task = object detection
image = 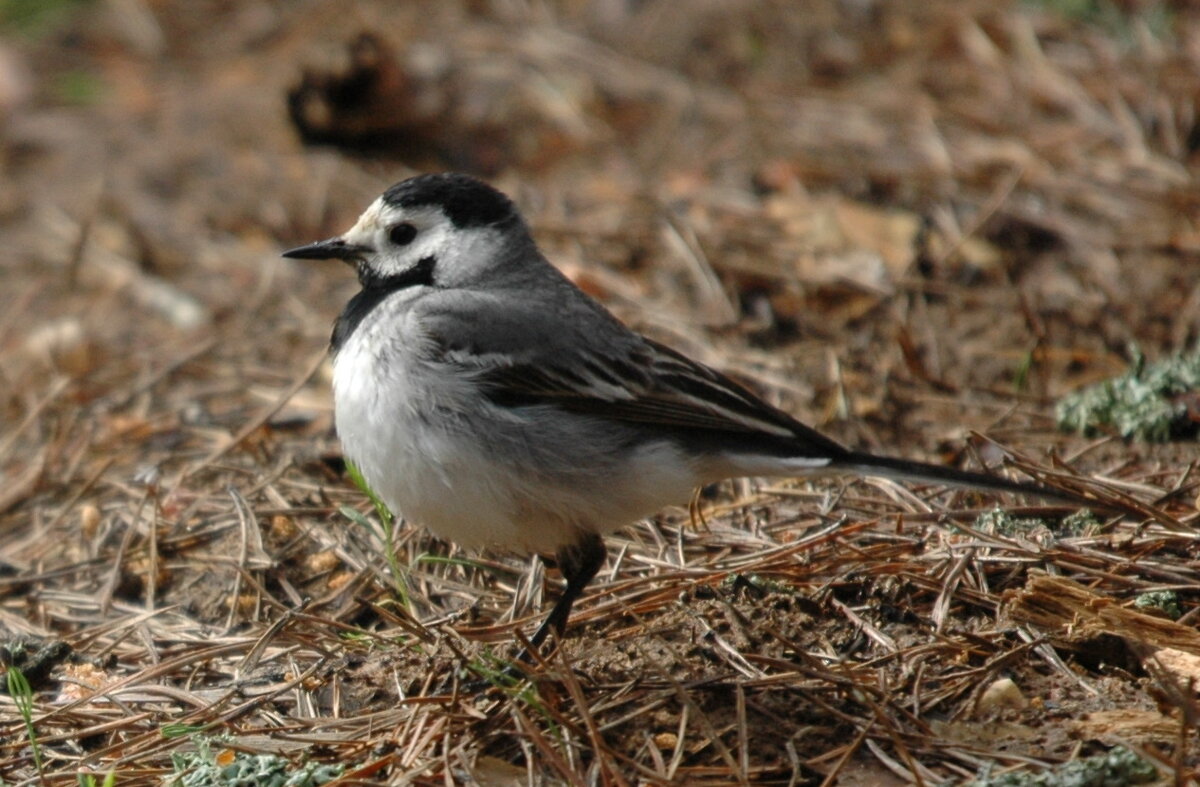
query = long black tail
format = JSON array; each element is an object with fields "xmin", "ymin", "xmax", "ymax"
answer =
[{"xmin": 834, "ymin": 450, "xmax": 1092, "ymax": 508}]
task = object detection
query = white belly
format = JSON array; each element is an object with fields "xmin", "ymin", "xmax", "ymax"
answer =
[{"xmin": 332, "ymin": 309, "xmax": 699, "ymax": 554}]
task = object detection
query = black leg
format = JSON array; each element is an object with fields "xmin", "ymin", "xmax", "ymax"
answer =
[
  {"xmin": 527, "ymin": 532, "xmax": 607, "ymax": 652},
  {"xmin": 458, "ymin": 534, "xmax": 606, "ymax": 691}
]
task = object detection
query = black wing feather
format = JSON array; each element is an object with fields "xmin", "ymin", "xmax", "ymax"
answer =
[{"xmin": 469, "ymin": 337, "xmax": 849, "ymax": 456}]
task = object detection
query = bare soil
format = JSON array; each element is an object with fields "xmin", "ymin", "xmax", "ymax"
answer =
[{"xmin": 1, "ymin": 1, "xmax": 1198, "ymax": 784}]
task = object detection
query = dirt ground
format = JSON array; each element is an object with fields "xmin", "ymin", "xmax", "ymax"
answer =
[{"xmin": 2, "ymin": 1, "xmax": 1199, "ymax": 784}]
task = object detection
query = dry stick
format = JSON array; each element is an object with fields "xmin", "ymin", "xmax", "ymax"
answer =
[
  {"xmin": 68, "ymin": 605, "xmax": 173, "ymax": 659},
  {"xmin": 1000, "ymin": 449, "xmax": 1190, "ymax": 532},
  {"xmin": 1044, "ymin": 545, "xmax": 1199, "ymax": 589},
  {"xmin": 146, "ymin": 483, "xmax": 159, "ymax": 613},
  {"xmin": 226, "ymin": 488, "xmax": 254, "ymax": 633},
  {"xmin": 90, "ymin": 683, "xmax": 214, "ymax": 711},
  {"xmin": 665, "ymin": 703, "xmax": 690, "ymax": 783},
  {"xmin": 769, "ymin": 640, "xmax": 940, "ymax": 749},
  {"xmin": 0, "ymin": 280, "xmax": 43, "ymax": 350},
  {"xmin": 393, "ymin": 675, "xmax": 438, "ymax": 766},
  {"xmin": 785, "ymin": 735, "xmax": 807, "ymax": 787},
  {"xmin": 509, "ymin": 703, "xmax": 585, "ymax": 787},
  {"xmin": 441, "ymin": 727, "xmax": 456, "ymax": 787},
  {"xmin": 0, "ymin": 448, "xmax": 46, "ymax": 517},
  {"xmin": 287, "ymin": 610, "xmax": 412, "ymax": 653},
  {"xmin": 4, "ymin": 712, "xmax": 154, "ymax": 751},
  {"xmin": 752, "ymin": 629, "xmax": 894, "ymax": 718},
  {"xmin": 935, "ymin": 166, "xmax": 1024, "ymax": 270},
  {"xmin": 688, "ymin": 612, "xmax": 762, "ymax": 679},
  {"xmin": 392, "ymin": 715, "xmax": 451, "ymax": 782},
  {"xmin": 554, "ymin": 647, "xmax": 633, "ymax": 787},
  {"xmin": 641, "ymin": 729, "xmax": 667, "ymax": 776},
  {"xmin": 358, "ymin": 596, "xmax": 437, "ymax": 644},
  {"xmin": 862, "ymin": 696, "xmax": 926, "ymax": 787},
  {"xmin": 1013, "ymin": 626, "xmax": 1099, "ymax": 698},
  {"xmin": 110, "ymin": 337, "xmax": 219, "ymax": 409},
  {"xmin": 202, "ymin": 656, "xmax": 337, "ymax": 725},
  {"xmin": 932, "ymin": 547, "xmax": 975, "ymax": 634},
  {"xmin": 910, "ymin": 660, "xmax": 925, "ymax": 720},
  {"xmin": 498, "ymin": 637, "xmax": 648, "ymax": 776},
  {"xmin": 98, "ymin": 655, "xmax": 332, "ymax": 770},
  {"xmin": 180, "ymin": 347, "xmax": 327, "ymax": 481},
  {"xmin": 43, "ymin": 639, "xmax": 253, "ymax": 728},
  {"xmin": 939, "ymin": 638, "xmax": 1047, "ymax": 721},
  {"xmin": 819, "ymin": 723, "xmax": 870, "ymax": 787},
  {"xmin": 236, "ymin": 603, "xmax": 308, "ymax": 679},
  {"xmin": 865, "ymin": 737, "xmax": 930, "ymax": 786},
  {"xmin": 828, "ymin": 598, "xmax": 897, "ymax": 652},
  {"xmin": 333, "ymin": 755, "xmax": 402, "ymax": 784},
  {"xmin": 0, "ymin": 376, "xmax": 69, "ymax": 461},
  {"xmin": 552, "ymin": 521, "xmax": 855, "ymax": 636},
  {"xmin": 735, "ymin": 683, "xmax": 749, "ymax": 782},
  {"xmin": 594, "ymin": 690, "xmax": 671, "ymax": 736},
  {"xmin": 630, "ymin": 635, "xmax": 747, "ymax": 785},
  {"xmin": 1162, "ymin": 461, "xmax": 1200, "ymax": 505},
  {"xmin": 659, "ymin": 207, "xmax": 738, "ymax": 326},
  {"xmin": 187, "ymin": 562, "xmax": 301, "ymax": 622},
  {"xmin": 64, "ymin": 176, "xmax": 105, "ymax": 289},
  {"xmin": 99, "ymin": 486, "xmax": 151, "ymax": 616}
]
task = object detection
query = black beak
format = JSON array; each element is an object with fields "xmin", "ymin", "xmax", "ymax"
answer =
[{"xmin": 281, "ymin": 237, "xmax": 371, "ymax": 262}]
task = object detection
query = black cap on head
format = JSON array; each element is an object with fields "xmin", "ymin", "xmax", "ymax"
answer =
[{"xmin": 382, "ymin": 173, "xmax": 517, "ymax": 229}]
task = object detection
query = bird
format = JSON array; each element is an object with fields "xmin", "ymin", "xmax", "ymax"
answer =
[{"xmin": 283, "ymin": 172, "xmax": 1087, "ymax": 654}]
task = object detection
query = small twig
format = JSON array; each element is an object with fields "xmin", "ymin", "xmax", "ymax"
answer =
[
  {"xmin": 181, "ymin": 347, "xmax": 327, "ymax": 480},
  {"xmin": 0, "ymin": 377, "xmax": 69, "ymax": 462},
  {"xmin": 819, "ymin": 724, "xmax": 869, "ymax": 787},
  {"xmin": 65, "ymin": 178, "xmax": 105, "ymax": 290},
  {"xmin": 555, "ymin": 646, "xmax": 632, "ymax": 787},
  {"xmin": 99, "ymin": 486, "xmax": 151, "ymax": 615},
  {"xmin": 932, "ymin": 547, "xmax": 975, "ymax": 634}
]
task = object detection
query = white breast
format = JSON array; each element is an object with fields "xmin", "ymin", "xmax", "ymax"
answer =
[
  {"xmin": 331, "ymin": 295, "xmax": 702, "ymax": 554},
  {"xmin": 333, "ymin": 300, "xmax": 511, "ymax": 548}
]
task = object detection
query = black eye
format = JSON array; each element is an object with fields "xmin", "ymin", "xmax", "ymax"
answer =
[{"xmin": 388, "ymin": 223, "xmax": 417, "ymax": 246}]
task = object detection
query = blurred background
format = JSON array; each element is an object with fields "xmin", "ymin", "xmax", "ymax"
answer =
[
  {"xmin": 2, "ymin": 1, "xmax": 1199, "ymax": 783},
  {"xmin": 2, "ymin": 0, "xmax": 1197, "ymax": 434},
  {"xmin": 4, "ymin": 0, "xmax": 1199, "ymax": 525}
]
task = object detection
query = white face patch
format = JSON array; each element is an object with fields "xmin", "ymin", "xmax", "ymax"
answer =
[
  {"xmin": 339, "ymin": 201, "xmax": 458, "ymax": 281},
  {"xmin": 338, "ymin": 198, "xmax": 510, "ymax": 288}
]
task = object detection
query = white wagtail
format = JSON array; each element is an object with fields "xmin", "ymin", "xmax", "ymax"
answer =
[{"xmin": 284, "ymin": 173, "xmax": 1087, "ymax": 651}]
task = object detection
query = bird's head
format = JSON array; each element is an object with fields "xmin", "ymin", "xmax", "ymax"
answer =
[{"xmin": 282, "ymin": 173, "xmax": 526, "ymax": 290}]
